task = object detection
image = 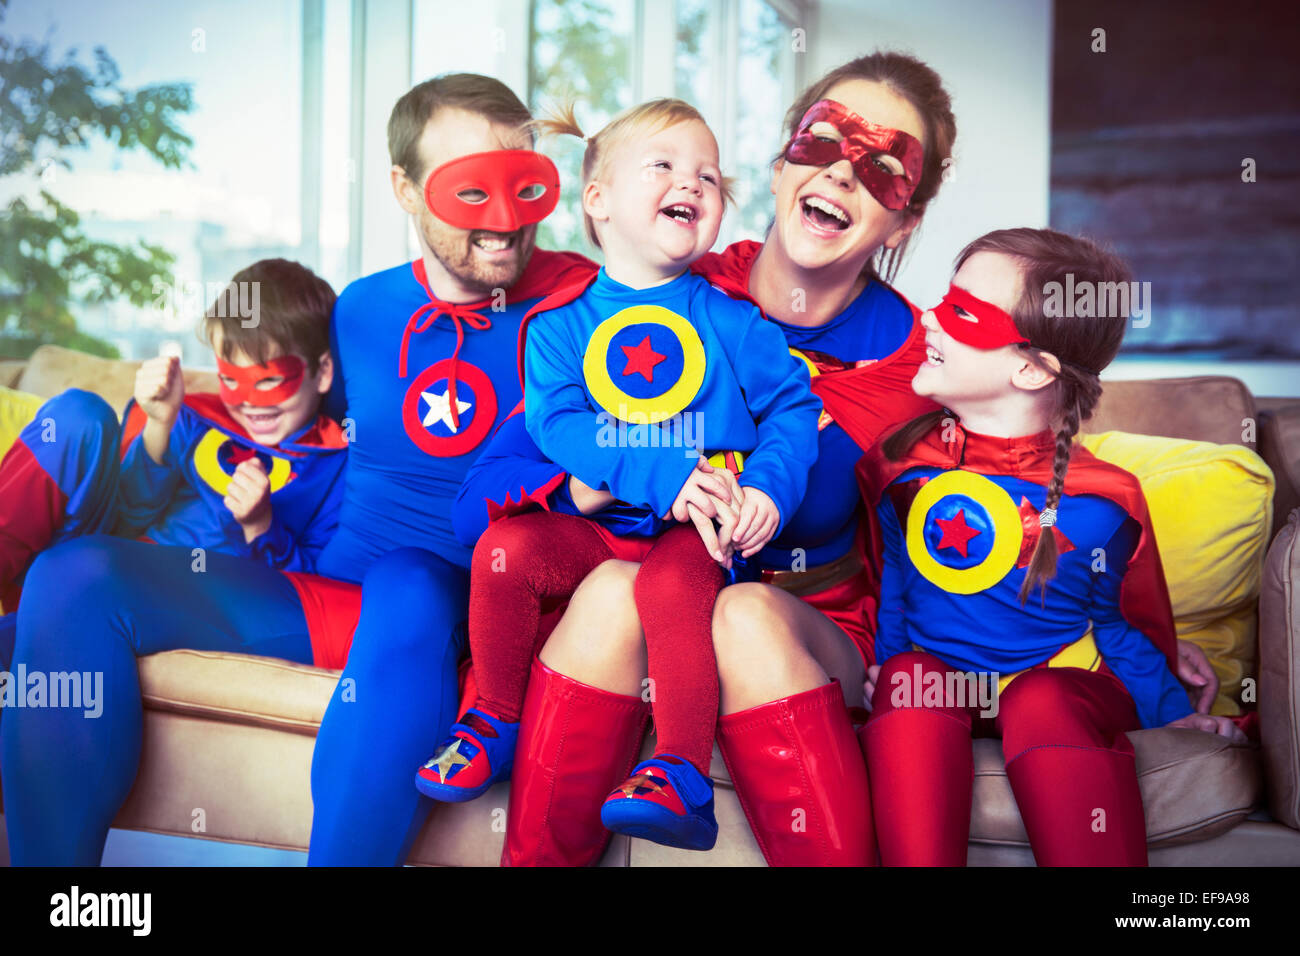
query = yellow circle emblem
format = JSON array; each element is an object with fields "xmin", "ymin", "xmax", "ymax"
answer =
[
  {"xmin": 582, "ymin": 305, "xmax": 706, "ymax": 424},
  {"xmin": 905, "ymin": 470, "xmax": 1022, "ymax": 595},
  {"xmin": 194, "ymin": 428, "xmax": 293, "ymax": 497}
]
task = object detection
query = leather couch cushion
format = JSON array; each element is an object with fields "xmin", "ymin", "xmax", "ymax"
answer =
[
  {"xmin": 971, "ymin": 731, "xmax": 1260, "ymax": 847},
  {"xmin": 1080, "ymin": 430, "xmax": 1275, "ymax": 715},
  {"xmin": 0, "ymin": 361, "xmax": 26, "ymax": 389},
  {"xmin": 1259, "ymin": 510, "xmax": 1300, "ymax": 828},
  {"xmin": 137, "ymin": 650, "xmax": 340, "ymax": 736},
  {"xmin": 15, "ymin": 344, "xmax": 218, "ymax": 414},
  {"xmin": 1085, "ymin": 376, "xmax": 1256, "ymax": 447}
]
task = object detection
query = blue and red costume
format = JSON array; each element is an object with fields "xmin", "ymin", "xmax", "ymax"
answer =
[
  {"xmin": 453, "ymin": 240, "xmax": 935, "ymax": 866},
  {"xmin": 422, "ymin": 265, "xmax": 820, "ymax": 850},
  {"xmin": 0, "ymin": 388, "xmax": 346, "ymax": 668},
  {"xmin": 2, "ymin": 249, "xmax": 595, "ymax": 867},
  {"xmin": 857, "ymin": 420, "xmax": 1192, "ymax": 865}
]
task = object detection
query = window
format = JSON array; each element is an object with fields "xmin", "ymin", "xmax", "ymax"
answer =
[
  {"xmin": 0, "ymin": 0, "xmax": 352, "ymax": 365},
  {"xmin": 527, "ymin": 0, "xmax": 804, "ymax": 258}
]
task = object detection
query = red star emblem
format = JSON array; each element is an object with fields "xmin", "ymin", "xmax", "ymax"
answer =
[
  {"xmin": 1015, "ymin": 496, "xmax": 1076, "ymax": 567},
  {"xmin": 934, "ymin": 508, "xmax": 981, "ymax": 558},
  {"xmin": 620, "ymin": 335, "xmax": 666, "ymax": 383}
]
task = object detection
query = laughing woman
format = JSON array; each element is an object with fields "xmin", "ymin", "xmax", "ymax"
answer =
[{"xmin": 456, "ymin": 50, "xmax": 951, "ymax": 865}]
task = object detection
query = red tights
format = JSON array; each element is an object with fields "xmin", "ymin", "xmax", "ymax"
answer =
[
  {"xmin": 863, "ymin": 650, "xmax": 1148, "ymax": 866},
  {"xmin": 467, "ymin": 511, "xmax": 724, "ymax": 775}
]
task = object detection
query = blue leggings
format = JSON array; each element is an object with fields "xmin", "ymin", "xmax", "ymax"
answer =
[
  {"xmin": 308, "ymin": 547, "xmax": 468, "ymax": 865},
  {"xmin": 1, "ymin": 535, "xmax": 313, "ymax": 865},
  {"xmin": 2, "ymin": 539, "xmax": 467, "ymax": 866}
]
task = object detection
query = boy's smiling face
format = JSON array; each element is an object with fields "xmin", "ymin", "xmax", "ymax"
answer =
[{"xmin": 211, "ymin": 327, "xmax": 333, "ymax": 446}]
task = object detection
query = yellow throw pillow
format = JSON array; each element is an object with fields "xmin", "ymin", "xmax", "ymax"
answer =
[
  {"xmin": 1079, "ymin": 430, "xmax": 1275, "ymax": 715},
  {"xmin": 0, "ymin": 386, "xmax": 47, "ymax": 613},
  {"xmin": 0, "ymin": 385, "xmax": 45, "ymax": 462}
]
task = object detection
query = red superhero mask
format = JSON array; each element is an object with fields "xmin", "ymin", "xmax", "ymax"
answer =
[
  {"xmin": 783, "ymin": 99, "xmax": 924, "ymax": 211},
  {"xmin": 423, "ymin": 150, "xmax": 561, "ymax": 232},
  {"xmin": 216, "ymin": 355, "xmax": 306, "ymax": 406},
  {"xmin": 932, "ymin": 284, "xmax": 1028, "ymax": 349}
]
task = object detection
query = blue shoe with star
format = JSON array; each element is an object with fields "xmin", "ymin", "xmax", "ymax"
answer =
[
  {"xmin": 414, "ymin": 708, "xmax": 519, "ymax": 803},
  {"xmin": 600, "ymin": 753, "xmax": 718, "ymax": 851}
]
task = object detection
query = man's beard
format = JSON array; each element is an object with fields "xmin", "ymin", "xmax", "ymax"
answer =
[{"xmin": 421, "ymin": 214, "xmax": 537, "ymax": 296}]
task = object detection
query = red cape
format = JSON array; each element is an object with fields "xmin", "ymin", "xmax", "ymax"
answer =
[
  {"xmin": 120, "ymin": 393, "xmax": 348, "ymax": 461},
  {"xmin": 855, "ymin": 423, "xmax": 1180, "ymax": 671}
]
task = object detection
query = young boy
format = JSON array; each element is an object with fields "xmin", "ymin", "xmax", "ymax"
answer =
[{"xmin": 0, "ymin": 258, "xmax": 348, "ymax": 666}]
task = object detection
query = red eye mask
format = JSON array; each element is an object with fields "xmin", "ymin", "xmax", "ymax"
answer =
[
  {"xmin": 783, "ymin": 99, "xmax": 924, "ymax": 211},
  {"xmin": 217, "ymin": 355, "xmax": 306, "ymax": 406},
  {"xmin": 931, "ymin": 285, "xmax": 1028, "ymax": 349},
  {"xmin": 423, "ymin": 150, "xmax": 561, "ymax": 232}
]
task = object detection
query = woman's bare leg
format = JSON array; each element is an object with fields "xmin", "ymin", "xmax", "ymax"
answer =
[
  {"xmin": 711, "ymin": 582, "xmax": 865, "ymax": 712},
  {"xmin": 538, "ymin": 559, "xmax": 647, "ymax": 694}
]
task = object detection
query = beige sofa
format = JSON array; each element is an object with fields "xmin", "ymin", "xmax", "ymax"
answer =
[{"xmin": 2, "ymin": 344, "xmax": 1300, "ymax": 866}]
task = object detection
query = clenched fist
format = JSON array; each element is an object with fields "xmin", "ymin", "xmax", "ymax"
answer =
[
  {"xmin": 134, "ymin": 356, "xmax": 185, "ymax": 465},
  {"xmin": 135, "ymin": 355, "xmax": 185, "ymax": 425},
  {"xmin": 224, "ymin": 458, "xmax": 273, "ymax": 542}
]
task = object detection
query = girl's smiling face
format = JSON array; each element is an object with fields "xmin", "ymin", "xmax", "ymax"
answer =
[{"xmin": 912, "ymin": 251, "xmax": 1032, "ymax": 408}]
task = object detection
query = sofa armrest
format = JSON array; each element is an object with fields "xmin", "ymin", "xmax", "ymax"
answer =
[
  {"xmin": 1259, "ymin": 510, "xmax": 1300, "ymax": 829},
  {"xmin": 0, "ymin": 361, "xmax": 26, "ymax": 389},
  {"xmin": 1259, "ymin": 402, "xmax": 1300, "ymax": 541}
]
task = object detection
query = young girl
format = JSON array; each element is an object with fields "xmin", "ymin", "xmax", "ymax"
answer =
[
  {"xmin": 414, "ymin": 99, "xmax": 823, "ymax": 851},
  {"xmin": 858, "ymin": 227, "xmax": 1244, "ymax": 866}
]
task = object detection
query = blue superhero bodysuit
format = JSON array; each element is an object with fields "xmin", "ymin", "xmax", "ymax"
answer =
[
  {"xmin": 3, "ymin": 250, "xmax": 593, "ymax": 866},
  {"xmin": 862, "ymin": 426, "xmax": 1192, "ymax": 728}
]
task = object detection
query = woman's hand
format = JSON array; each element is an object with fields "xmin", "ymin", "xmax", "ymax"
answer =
[
  {"xmin": 1164, "ymin": 713, "xmax": 1247, "ymax": 744},
  {"xmin": 1176, "ymin": 639, "xmax": 1218, "ymax": 714},
  {"xmin": 862, "ymin": 664, "xmax": 881, "ymax": 712}
]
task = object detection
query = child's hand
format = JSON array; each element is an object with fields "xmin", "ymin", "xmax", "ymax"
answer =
[
  {"xmin": 731, "ymin": 486, "xmax": 779, "ymax": 558},
  {"xmin": 135, "ymin": 356, "xmax": 185, "ymax": 464},
  {"xmin": 224, "ymin": 458, "xmax": 273, "ymax": 542},
  {"xmin": 134, "ymin": 356, "xmax": 185, "ymax": 426},
  {"xmin": 1176, "ymin": 639, "xmax": 1219, "ymax": 714},
  {"xmin": 1164, "ymin": 713, "xmax": 1248, "ymax": 744},
  {"xmin": 667, "ymin": 455, "xmax": 742, "ymax": 523},
  {"xmin": 862, "ymin": 664, "xmax": 882, "ymax": 712}
]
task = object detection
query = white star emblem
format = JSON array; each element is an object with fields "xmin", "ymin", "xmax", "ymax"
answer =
[{"xmin": 422, "ymin": 389, "xmax": 472, "ymax": 432}]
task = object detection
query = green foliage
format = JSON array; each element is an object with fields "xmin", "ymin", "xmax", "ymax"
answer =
[
  {"xmin": 0, "ymin": 0, "xmax": 194, "ymax": 359},
  {"xmin": 528, "ymin": 0, "xmax": 634, "ymax": 258}
]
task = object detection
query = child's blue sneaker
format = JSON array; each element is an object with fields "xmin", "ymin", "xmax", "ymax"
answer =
[
  {"xmin": 415, "ymin": 708, "xmax": 519, "ymax": 803},
  {"xmin": 600, "ymin": 753, "xmax": 718, "ymax": 851}
]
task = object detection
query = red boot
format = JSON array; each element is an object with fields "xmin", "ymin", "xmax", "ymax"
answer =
[
  {"xmin": 1005, "ymin": 744, "xmax": 1148, "ymax": 866},
  {"xmin": 716, "ymin": 680, "xmax": 876, "ymax": 866},
  {"xmin": 501, "ymin": 657, "xmax": 650, "ymax": 866}
]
